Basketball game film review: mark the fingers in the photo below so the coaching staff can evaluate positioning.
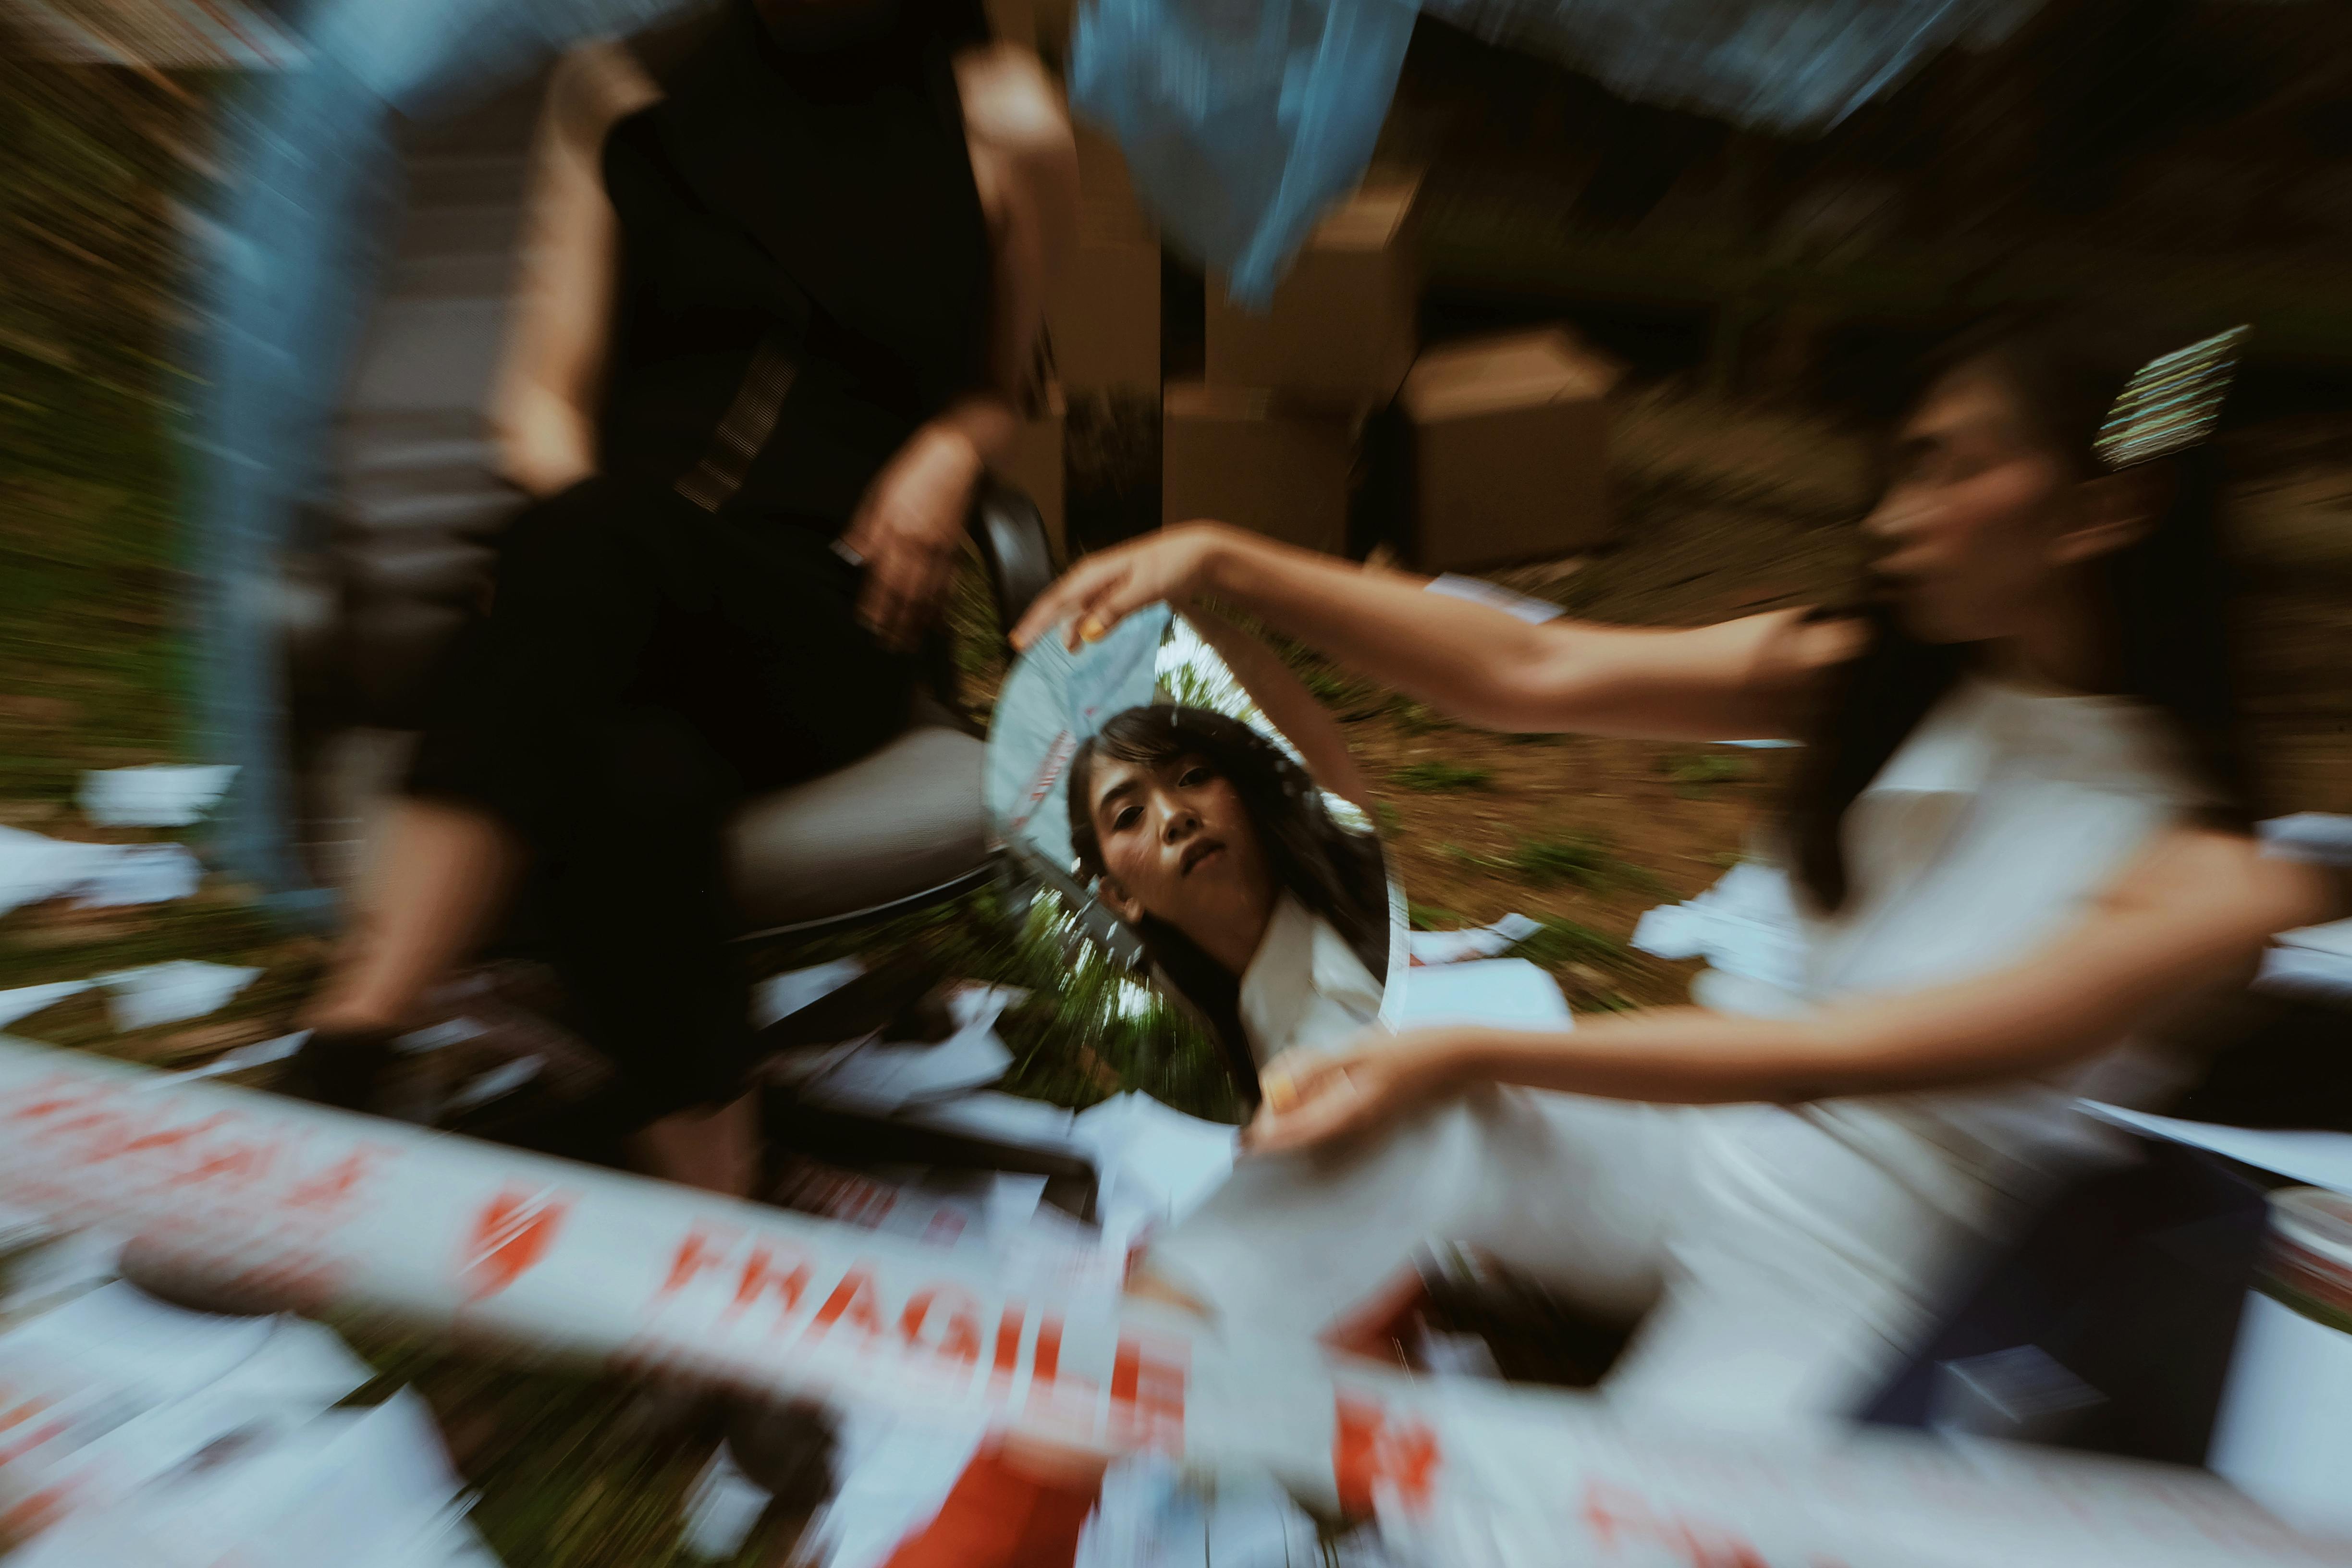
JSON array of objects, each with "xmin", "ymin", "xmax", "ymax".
[
  {"xmin": 1247, "ymin": 1087, "xmax": 1370, "ymax": 1155},
  {"xmin": 1258, "ymin": 1050, "xmax": 1337, "ymax": 1115},
  {"xmin": 853, "ymin": 530, "xmax": 956, "ymax": 653},
  {"xmin": 1245, "ymin": 1058, "xmax": 1371, "ymax": 1154},
  {"xmin": 1009, "ymin": 557, "xmax": 1127, "ymax": 653}
]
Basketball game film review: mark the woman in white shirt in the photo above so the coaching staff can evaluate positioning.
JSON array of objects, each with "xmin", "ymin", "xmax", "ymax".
[
  {"xmin": 1065, "ymin": 704, "xmax": 1391, "ymax": 1099},
  {"xmin": 1012, "ymin": 313, "xmax": 2340, "ymax": 1424},
  {"xmin": 872, "ymin": 315, "xmax": 2341, "ymax": 1568}
]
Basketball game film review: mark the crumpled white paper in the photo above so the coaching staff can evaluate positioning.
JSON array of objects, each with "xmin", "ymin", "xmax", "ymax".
[
  {"xmin": 95, "ymin": 960, "xmax": 263, "ymax": 1031},
  {"xmin": 1631, "ymin": 859, "xmax": 1812, "ymax": 998},
  {"xmin": 1407, "ymin": 914, "xmax": 1542, "ymax": 967},
  {"xmin": 0, "ymin": 980, "xmax": 94, "ymax": 1030},
  {"xmin": 0, "ymin": 824, "xmax": 202, "ymax": 918},
  {"xmin": 0, "ymin": 1272, "xmax": 496, "ymax": 1568},
  {"xmin": 77, "ymin": 765, "xmax": 240, "ymax": 828}
]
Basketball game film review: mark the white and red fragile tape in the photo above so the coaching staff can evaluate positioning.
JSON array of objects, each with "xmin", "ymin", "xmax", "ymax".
[{"xmin": 3, "ymin": 1037, "xmax": 2349, "ymax": 1568}]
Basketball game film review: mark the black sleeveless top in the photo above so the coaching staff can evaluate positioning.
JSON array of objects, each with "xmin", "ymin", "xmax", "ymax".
[{"xmin": 597, "ymin": 0, "xmax": 993, "ymax": 527}]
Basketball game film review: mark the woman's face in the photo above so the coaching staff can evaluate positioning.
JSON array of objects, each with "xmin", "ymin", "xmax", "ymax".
[
  {"xmin": 1086, "ymin": 750, "xmax": 1275, "ymax": 957},
  {"xmin": 1862, "ymin": 365, "xmax": 2096, "ymax": 646}
]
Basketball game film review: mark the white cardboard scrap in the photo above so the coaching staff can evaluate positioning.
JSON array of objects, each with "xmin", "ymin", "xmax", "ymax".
[
  {"xmin": 753, "ymin": 958, "xmax": 867, "ymax": 1030},
  {"xmin": 77, "ymin": 765, "xmax": 239, "ymax": 828},
  {"xmin": 1394, "ymin": 958, "xmax": 1572, "ymax": 1033},
  {"xmin": 2079, "ymin": 1102, "xmax": 2352, "ymax": 1199},
  {"xmin": 0, "ymin": 980, "xmax": 93, "ymax": 1030},
  {"xmin": 1407, "ymin": 915, "xmax": 1542, "ymax": 967},
  {"xmin": 95, "ymin": 960, "xmax": 263, "ymax": 1031},
  {"xmin": 681, "ymin": 1441, "xmax": 773, "ymax": 1561}
]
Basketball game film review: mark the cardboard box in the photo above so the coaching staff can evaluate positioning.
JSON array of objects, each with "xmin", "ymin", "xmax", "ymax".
[
  {"xmin": 1163, "ymin": 381, "xmax": 1353, "ymax": 555},
  {"xmin": 1047, "ymin": 237, "xmax": 1159, "ymax": 395},
  {"xmin": 1399, "ymin": 328, "xmax": 1621, "ymax": 571},
  {"xmin": 983, "ymin": 0, "xmax": 1035, "ymax": 50},
  {"xmin": 992, "ymin": 385, "xmax": 1067, "ymax": 561},
  {"xmin": 1074, "ymin": 123, "xmax": 1152, "ymax": 244},
  {"xmin": 1204, "ymin": 179, "xmax": 1419, "ymax": 410},
  {"xmin": 1034, "ymin": 0, "xmax": 1076, "ymax": 62}
]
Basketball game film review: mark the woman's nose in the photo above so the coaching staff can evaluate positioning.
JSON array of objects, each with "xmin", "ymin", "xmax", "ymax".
[{"xmin": 1161, "ymin": 803, "xmax": 1200, "ymax": 844}]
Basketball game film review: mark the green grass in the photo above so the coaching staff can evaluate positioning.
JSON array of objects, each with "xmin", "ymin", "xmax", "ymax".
[
  {"xmin": 1664, "ymin": 752, "xmax": 1753, "ymax": 792},
  {"xmin": 1509, "ymin": 834, "xmax": 1662, "ymax": 894},
  {"xmin": 1409, "ymin": 902, "xmax": 1467, "ymax": 931},
  {"xmin": 0, "ymin": 56, "xmax": 194, "ymax": 802},
  {"xmin": 1389, "ymin": 760, "xmax": 1493, "ymax": 792},
  {"xmin": 1503, "ymin": 915, "xmax": 1629, "ymax": 969}
]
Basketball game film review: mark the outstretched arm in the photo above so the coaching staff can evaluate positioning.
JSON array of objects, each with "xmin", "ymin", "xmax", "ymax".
[
  {"xmin": 1011, "ymin": 523, "xmax": 1854, "ymax": 741},
  {"xmin": 1251, "ymin": 825, "xmax": 2337, "ymax": 1151}
]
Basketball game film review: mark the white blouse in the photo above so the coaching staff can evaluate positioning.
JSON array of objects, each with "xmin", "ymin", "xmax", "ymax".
[
  {"xmin": 1236, "ymin": 894, "xmax": 1385, "ymax": 1066},
  {"xmin": 1787, "ymin": 673, "xmax": 2217, "ymax": 1196}
]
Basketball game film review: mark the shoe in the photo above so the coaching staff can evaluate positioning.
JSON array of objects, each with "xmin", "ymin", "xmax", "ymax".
[{"xmin": 282, "ymin": 1025, "xmax": 400, "ymax": 1111}]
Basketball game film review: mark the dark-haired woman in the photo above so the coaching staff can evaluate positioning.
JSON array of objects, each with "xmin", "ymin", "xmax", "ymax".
[
  {"xmin": 1006, "ymin": 317, "xmax": 2342, "ymax": 1433},
  {"xmin": 1066, "ymin": 705, "xmax": 1391, "ymax": 1094},
  {"xmin": 290, "ymin": 0, "xmax": 1077, "ymax": 1195}
]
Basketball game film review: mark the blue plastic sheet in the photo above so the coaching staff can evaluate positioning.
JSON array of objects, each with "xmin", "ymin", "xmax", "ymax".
[
  {"xmin": 1069, "ymin": 0, "xmax": 1421, "ymax": 309},
  {"xmin": 183, "ymin": 0, "xmax": 699, "ymax": 912},
  {"xmin": 1068, "ymin": 0, "xmax": 2040, "ymax": 306}
]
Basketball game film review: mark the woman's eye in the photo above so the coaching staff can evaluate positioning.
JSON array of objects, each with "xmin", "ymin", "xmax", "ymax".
[
  {"xmin": 1178, "ymin": 767, "xmax": 1211, "ymax": 788},
  {"xmin": 1113, "ymin": 806, "xmax": 1142, "ymax": 831}
]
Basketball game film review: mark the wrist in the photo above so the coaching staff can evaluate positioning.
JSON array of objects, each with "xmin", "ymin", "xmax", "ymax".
[
  {"xmin": 1412, "ymin": 1029, "xmax": 1482, "ymax": 1093},
  {"xmin": 1191, "ymin": 524, "xmax": 1248, "ymax": 600},
  {"xmin": 919, "ymin": 421, "xmax": 987, "ymax": 490}
]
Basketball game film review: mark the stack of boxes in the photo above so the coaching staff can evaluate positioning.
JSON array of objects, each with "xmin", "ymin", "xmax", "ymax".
[
  {"xmin": 995, "ymin": 26, "xmax": 1623, "ymax": 570},
  {"xmin": 1169, "ymin": 172, "xmax": 1625, "ymax": 568},
  {"xmin": 1397, "ymin": 327, "xmax": 1623, "ymax": 571},
  {"xmin": 1165, "ymin": 178, "xmax": 1420, "ymax": 556}
]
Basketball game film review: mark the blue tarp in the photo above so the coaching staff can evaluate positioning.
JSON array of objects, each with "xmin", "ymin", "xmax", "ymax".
[{"xmin": 1070, "ymin": 0, "xmax": 2041, "ymax": 306}]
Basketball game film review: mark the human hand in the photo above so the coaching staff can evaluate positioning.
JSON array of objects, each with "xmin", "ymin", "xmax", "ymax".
[
  {"xmin": 1008, "ymin": 521, "xmax": 1236, "ymax": 653},
  {"xmin": 1245, "ymin": 1030, "xmax": 1467, "ymax": 1155},
  {"xmin": 841, "ymin": 426, "xmax": 983, "ymax": 652}
]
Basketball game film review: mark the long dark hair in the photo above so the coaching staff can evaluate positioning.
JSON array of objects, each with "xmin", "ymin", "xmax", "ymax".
[
  {"xmin": 1788, "ymin": 311, "xmax": 2252, "ymax": 912},
  {"xmin": 1068, "ymin": 706, "xmax": 1390, "ymax": 1100}
]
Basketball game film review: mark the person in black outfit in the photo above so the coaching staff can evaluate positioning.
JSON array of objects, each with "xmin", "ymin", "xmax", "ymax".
[{"xmin": 294, "ymin": 0, "xmax": 1076, "ymax": 1194}]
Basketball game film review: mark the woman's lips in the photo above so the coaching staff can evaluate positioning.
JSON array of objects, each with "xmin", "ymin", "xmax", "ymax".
[{"xmin": 1179, "ymin": 840, "xmax": 1226, "ymax": 876}]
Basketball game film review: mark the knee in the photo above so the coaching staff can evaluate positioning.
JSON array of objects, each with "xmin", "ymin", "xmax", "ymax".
[
  {"xmin": 490, "ymin": 478, "xmax": 629, "ymax": 594},
  {"xmin": 579, "ymin": 710, "xmax": 736, "ymax": 830}
]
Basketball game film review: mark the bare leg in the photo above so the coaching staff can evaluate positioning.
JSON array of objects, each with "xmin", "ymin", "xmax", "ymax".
[
  {"xmin": 301, "ymin": 799, "xmax": 523, "ymax": 1034},
  {"xmin": 627, "ymin": 1090, "xmax": 761, "ymax": 1197}
]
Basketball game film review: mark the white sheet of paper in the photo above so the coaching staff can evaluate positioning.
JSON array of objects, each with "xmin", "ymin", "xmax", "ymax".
[
  {"xmin": 73, "ymin": 841, "xmax": 203, "ymax": 908},
  {"xmin": 78, "ymin": 765, "xmax": 240, "ymax": 828},
  {"xmin": 2257, "ymin": 944, "xmax": 2352, "ymax": 1003},
  {"xmin": 1074, "ymin": 1093, "xmax": 1240, "ymax": 1250},
  {"xmin": 2208, "ymin": 1291, "xmax": 2352, "ymax": 1539},
  {"xmin": 984, "ymin": 1172, "xmax": 1051, "ymax": 1238},
  {"xmin": 894, "ymin": 1090, "xmax": 1084, "ymax": 1155},
  {"xmin": 1408, "ymin": 914, "xmax": 1542, "ymax": 967},
  {"xmin": 0, "ymin": 823, "xmax": 113, "ymax": 917},
  {"xmin": 2079, "ymin": 1102, "xmax": 2352, "ymax": 1197},
  {"xmin": 681, "ymin": 1442, "xmax": 772, "ymax": 1561},
  {"xmin": 0, "ymin": 1279, "xmax": 275, "ymax": 1402},
  {"xmin": 95, "ymin": 961, "xmax": 263, "ymax": 1031},
  {"xmin": 1395, "ymin": 958, "xmax": 1572, "ymax": 1032},
  {"xmin": 167, "ymin": 1029, "xmax": 311, "ymax": 1082},
  {"xmin": 752, "ymin": 957, "xmax": 866, "ymax": 1029},
  {"xmin": 1630, "ymin": 859, "xmax": 1811, "ymax": 996},
  {"xmin": 798, "ymin": 1026, "xmax": 1014, "ymax": 1115},
  {"xmin": 0, "ymin": 979, "xmax": 92, "ymax": 1029},
  {"xmin": 2261, "ymin": 812, "xmax": 2352, "ymax": 868},
  {"xmin": 807, "ymin": 1409, "xmax": 991, "ymax": 1568}
]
